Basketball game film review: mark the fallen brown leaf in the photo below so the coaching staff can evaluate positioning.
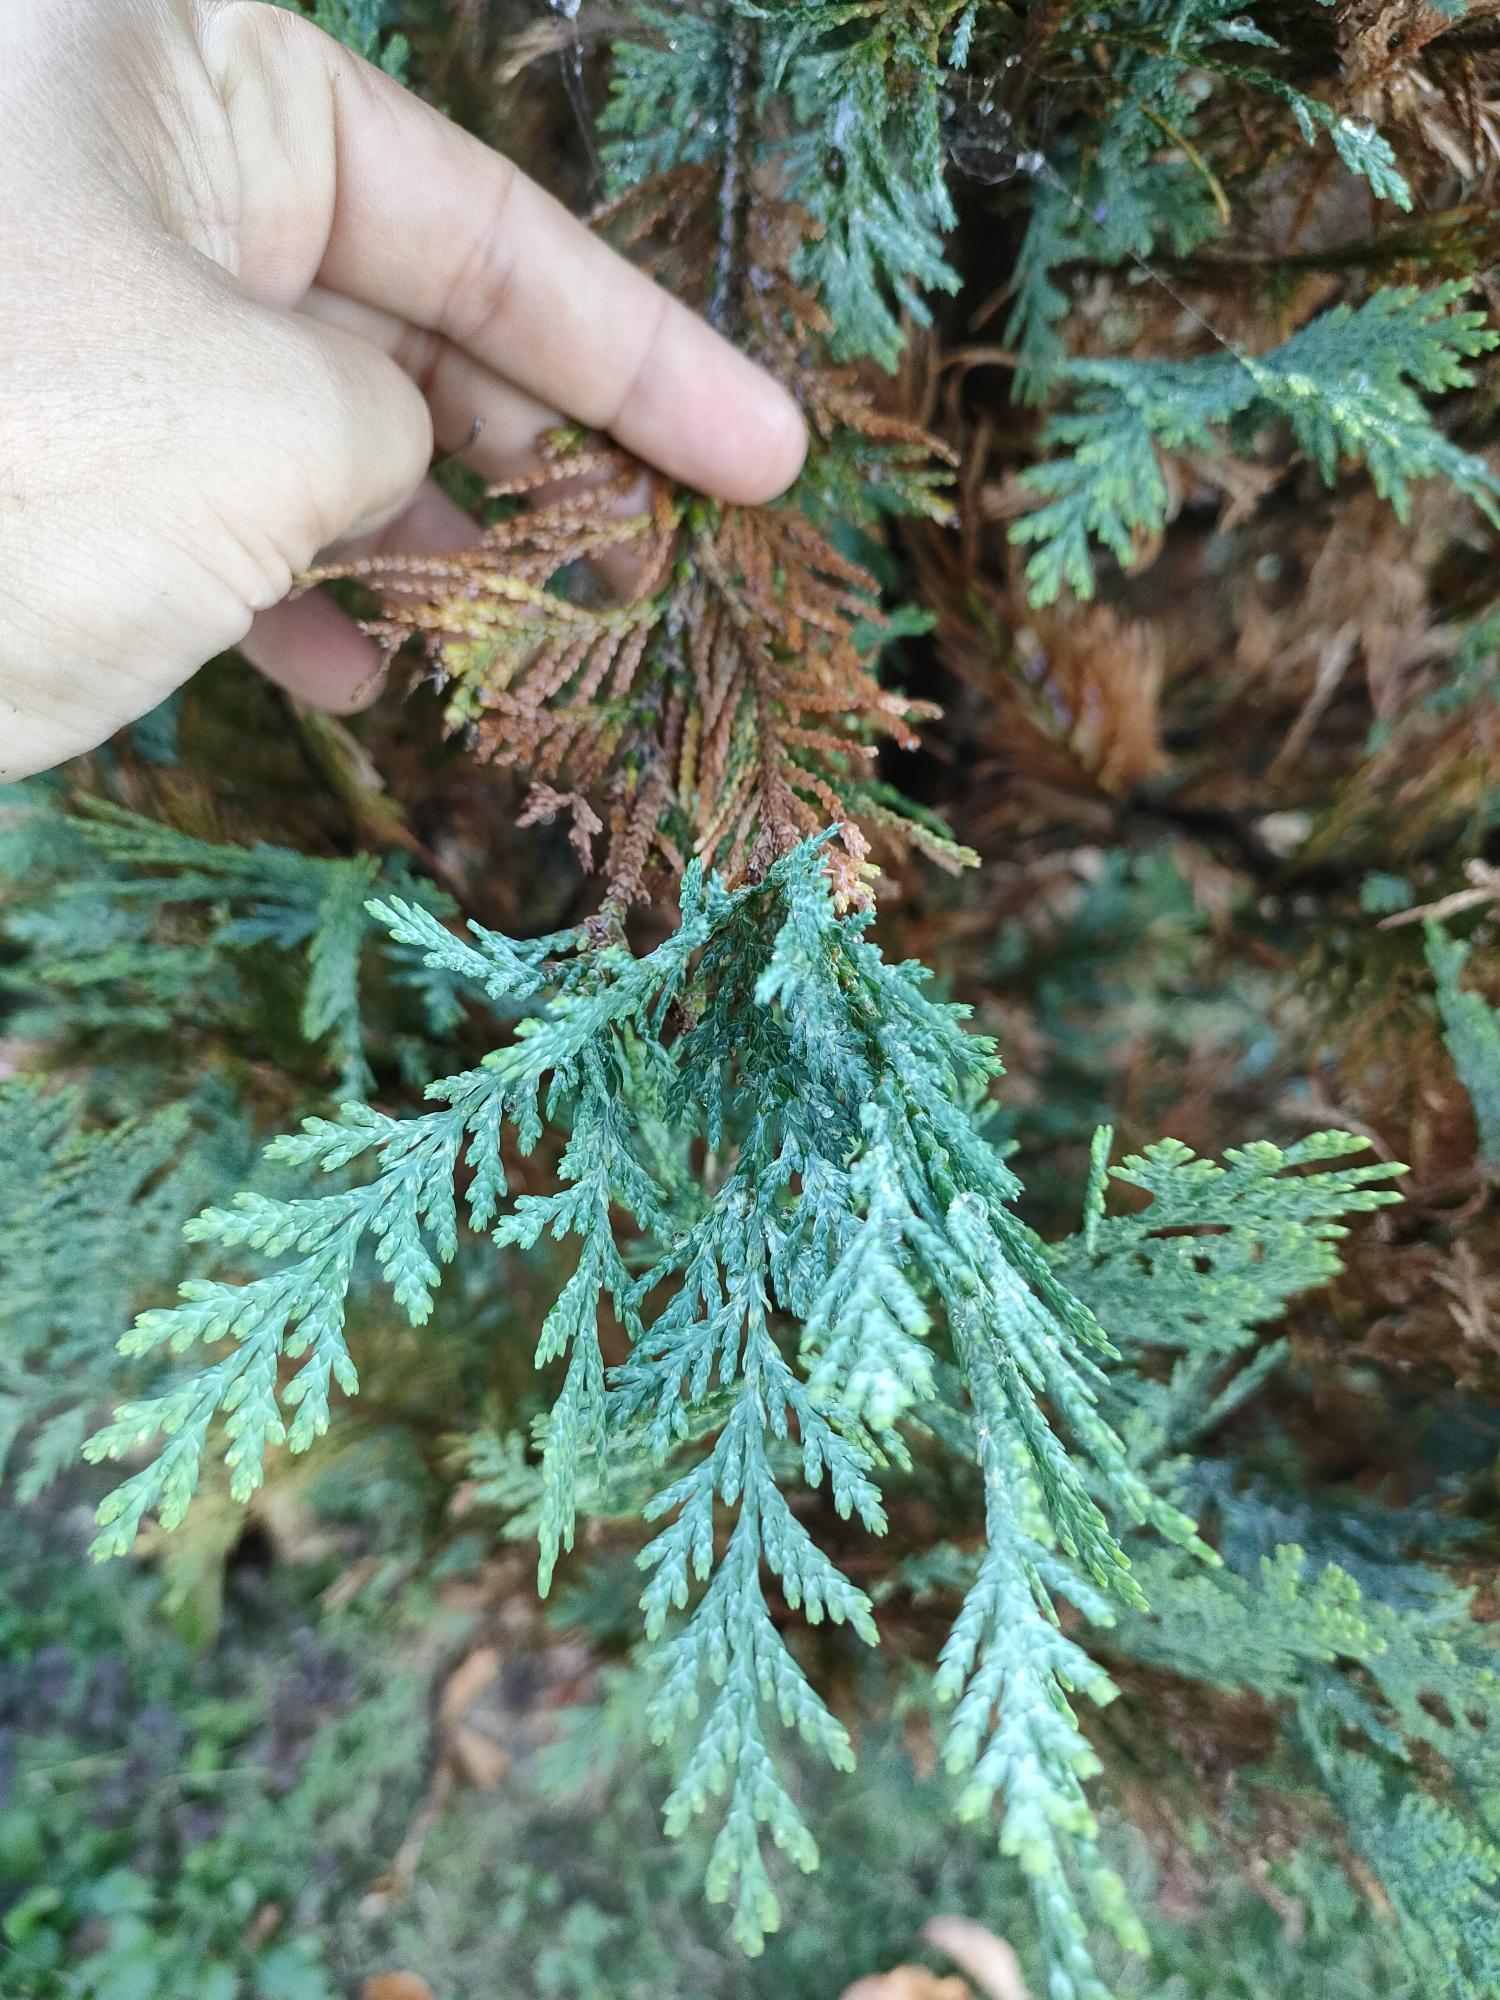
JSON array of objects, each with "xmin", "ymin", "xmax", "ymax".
[
  {"xmin": 448, "ymin": 1719, "xmax": 511, "ymax": 1789},
  {"xmin": 921, "ymin": 1917, "xmax": 1033, "ymax": 2000},
  {"xmin": 360, "ymin": 1976, "xmax": 437, "ymax": 2000},
  {"xmin": 840, "ymin": 1969, "xmax": 971, "ymax": 2000},
  {"xmin": 437, "ymin": 1646, "xmax": 511, "ymax": 1789},
  {"xmin": 438, "ymin": 1645, "xmax": 502, "ymax": 1723}
]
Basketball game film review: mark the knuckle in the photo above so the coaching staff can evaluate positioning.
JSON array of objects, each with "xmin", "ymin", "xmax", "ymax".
[
  {"xmin": 440, "ymin": 159, "xmax": 522, "ymax": 344},
  {"xmin": 200, "ymin": 0, "xmax": 309, "ymax": 58},
  {"xmin": 393, "ymin": 323, "xmax": 446, "ymax": 398},
  {"xmin": 604, "ymin": 290, "xmax": 672, "ymax": 431},
  {"xmin": 200, "ymin": 0, "xmax": 280, "ymax": 67}
]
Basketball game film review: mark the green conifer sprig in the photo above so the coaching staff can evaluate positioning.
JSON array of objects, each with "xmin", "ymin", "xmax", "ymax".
[
  {"xmin": 940, "ymin": 1122, "xmax": 1404, "ymax": 1993},
  {"xmin": 83, "ymin": 894, "xmax": 685, "ymax": 1558},
  {"xmin": 1016, "ymin": 284, "xmax": 1500, "ymax": 605},
  {"xmin": 1000, "ymin": 0, "xmax": 1411, "ymax": 400},
  {"xmin": 83, "ymin": 830, "xmax": 1413, "ymax": 1982},
  {"xmin": 85, "ymin": 839, "xmax": 1215, "ymax": 1962},
  {"xmin": 767, "ymin": 2, "xmax": 962, "ymax": 368},
  {"xmin": 934, "ymin": 1450, "xmax": 1140, "ymax": 2000},
  {"xmin": 1004, "ymin": 112, "xmax": 1396, "ymax": 403},
  {"xmin": 603, "ymin": 1, "xmax": 966, "ymax": 369},
  {"xmin": 0, "ymin": 789, "xmax": 462, "ymax": 1094},
  {"xmin": 1043, "ymin": 1131, "xmax": 1492, "ymax": 1997},
  {"xmin": 1056, "ymin": 1129, "xmax": 1408, "ymax": 1363}
]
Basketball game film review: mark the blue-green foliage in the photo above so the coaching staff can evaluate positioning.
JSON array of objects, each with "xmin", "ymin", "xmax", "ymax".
[
  {"xmin": 1427, "ymin": 920, "xmax": 1500, "ymax": 1165},
  {"xmin": 1015, "ymin": 284, "xmax": 1500, "ymax": 604},
  {"xmin": 603, "ymin": 2, "xmax": 961, "ymax": 369},
  {"xmin": 600, "ymin": 2, "xmax": 737, "ymax": 182},
  {"xmin": 996, "ymin": 1124, "xmax": 1407, "ymax": 1993},
  {"xmin": 1315, "ymin": 1735, "xmax": 1500, "ymax": 2000},
  {"xmin": 0, "ymin": 787, "xmax": 464, "ymax": 1096},
  {"xmin": 1004, "ymin": 1, "xmax": 1410, "ymax": 400},
  {"xmin": 0, "ymin": 785, "xmax": 469, "ymax": 1504},
  {"xmin": 86, "ymin": 840, "xmax": 1415, "ymax": 1993}
]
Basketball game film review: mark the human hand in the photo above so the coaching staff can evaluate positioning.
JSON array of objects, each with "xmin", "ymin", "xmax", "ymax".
[{"xmin": 0, "ymin": 0, "xmax": 807, "ymax": 781}]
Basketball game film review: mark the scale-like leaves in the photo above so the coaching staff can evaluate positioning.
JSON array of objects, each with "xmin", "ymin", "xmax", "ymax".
[
  {"xmin": 1057, "ymin": 1129, "xmax": 1406, "ymax": 1360},
  {"xmin": 86, "ymin": 838, "xmax": 1414, "ymax": 1987},
  {"xmin": 1017, "ymin": 285, "xmax": 1500, "ymax": 604}
]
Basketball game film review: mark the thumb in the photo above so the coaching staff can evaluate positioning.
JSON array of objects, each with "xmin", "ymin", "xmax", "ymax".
[
  {"xmin": 216, "ymin": 299, "xmax": 439, "ymax": 715},
  {"xmin": 0, "ymin": 273, "xmax": 436, "ymax": 782},
  {"xmin": 213, "ymin": 295, "xmax": 436, "ymax": 580}
]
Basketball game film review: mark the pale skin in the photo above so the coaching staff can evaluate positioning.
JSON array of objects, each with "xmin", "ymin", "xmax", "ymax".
[{"xmin": 0, "ymin": 0, "xmax": 808, "ymax": 782}]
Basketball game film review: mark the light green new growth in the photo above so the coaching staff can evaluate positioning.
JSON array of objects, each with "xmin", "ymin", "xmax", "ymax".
[{"xmin": 1054, "ymin": 1128, "xmax": 1405, "ymax": 1472}]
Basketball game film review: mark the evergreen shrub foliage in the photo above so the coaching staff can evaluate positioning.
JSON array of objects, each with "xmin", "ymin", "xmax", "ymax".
[{"xmin": 8, "ymin": 2, "xmax": 1500, "ymax": 1996}]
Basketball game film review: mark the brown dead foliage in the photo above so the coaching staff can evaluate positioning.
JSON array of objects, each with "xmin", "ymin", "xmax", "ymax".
[
  {"xmin": 312, "ymin": 432, "xmax": 939, "ymax": 908},
  {"xmin": 308, "ymin": 168, "xmax": 957, "ymax": 911}
]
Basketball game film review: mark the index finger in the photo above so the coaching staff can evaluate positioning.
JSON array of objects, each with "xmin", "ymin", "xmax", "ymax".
[{"xmin": 210, "ymin": 4, "xmax": 808, "ymax": 505}]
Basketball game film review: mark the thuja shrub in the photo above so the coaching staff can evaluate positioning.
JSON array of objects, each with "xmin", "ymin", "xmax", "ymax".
[{"xmin": 9, "ymin": 4, "xmax": 1500, "ymax": 1997}]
